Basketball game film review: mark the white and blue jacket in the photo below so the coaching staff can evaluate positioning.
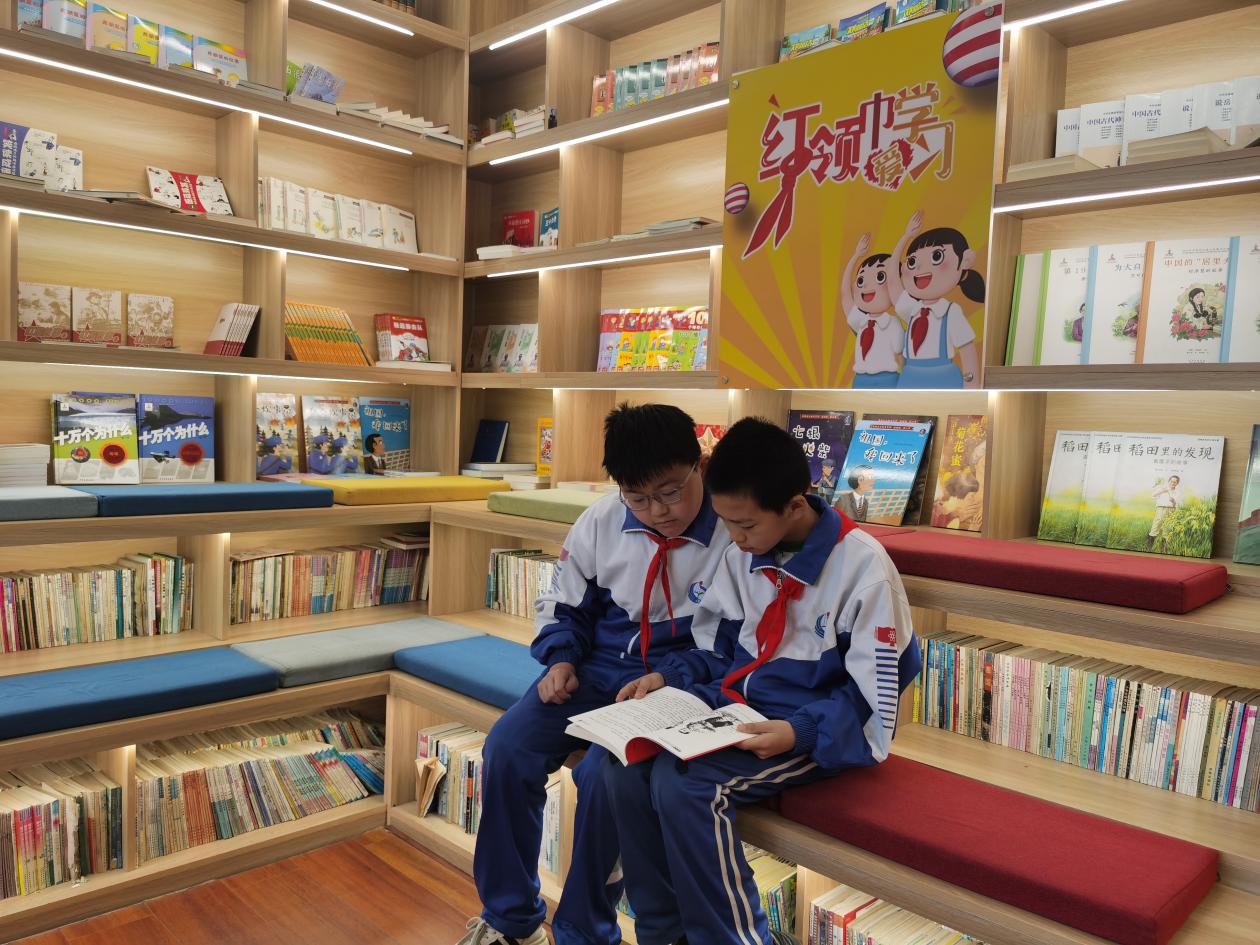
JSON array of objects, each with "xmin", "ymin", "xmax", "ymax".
[
  {"xmin": 532, "ymin": 491, "xmax": 731, "ymax": 694},
  {"xmin": 657, "ymin": 497, "xmax": 922, "ymax": 770}
]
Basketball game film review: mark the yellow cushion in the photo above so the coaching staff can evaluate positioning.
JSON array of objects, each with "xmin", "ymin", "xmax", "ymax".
[{"xmin": 299, "ymin": 475, "xmax": 510, "ymax": 505}]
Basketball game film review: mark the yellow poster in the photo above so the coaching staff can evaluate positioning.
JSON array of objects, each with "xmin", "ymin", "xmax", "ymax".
[{"xmin": 720, "ymin": 4, "xmax": 1003, "ymax": 390}]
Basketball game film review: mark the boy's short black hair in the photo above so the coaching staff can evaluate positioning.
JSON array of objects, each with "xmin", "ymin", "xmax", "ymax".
[
  {"xmin": 705, "ymin": 417, "xmax": 809, "ymax": 512},
  {"xmin": 603, "ymin": 403, "xmax": 699, "ymax": 489}
]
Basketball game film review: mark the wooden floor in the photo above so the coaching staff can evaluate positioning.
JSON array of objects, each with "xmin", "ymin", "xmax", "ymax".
[{"xmin": 14, "ymin": 830, "xmax": 479, "ymax": 945}]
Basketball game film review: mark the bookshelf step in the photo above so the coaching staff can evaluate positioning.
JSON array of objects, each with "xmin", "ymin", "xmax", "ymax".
[
  {"xmin": 467, "ymin": 81, "xmax": 730, "ymax": 181},
  {"xmin": 286, "ymin": 0, "xmax": 466, "ymax": 57},
  {"xmin": 227, "ymin": 600, "xmax": 431, "ymax": 642},
  {"xmin": 430, "ymin": 501, "xmax": 571, "ymax": 545},
  {"xmin": 1004, "ymin": 0, "xmax": 1254, "ymax": 47},
  {"xmin": 985, "ymin": 362, "xmax": 1260, "ymax": 393},
  {"xmin": 0, "ymin": 30, "xmax": 463, "ymax": 167},
  {"xmin": 893, "ymin": 725, "xmax": 1260, "ymax": 895},
  {"xmin": 442, "ymin": 608, "xmax": 537, "ymax": 647},
  {"xmin": 464, "ymin": 227, "xmax": 721, "ymax": 279},
  {"xmin": 0, "ymin": 796, "xmax": 385, "ymax": 943},
  {"xmin": 993, "ymin": 148, "xmax": 1260, "ymax": 219},
  {"xmin": 461, "ymin": 370, "xmax": 720, "ymax": 389},
  {"xmin": 0, "ymin": 629, "xmax": 223, "ymax": 680}
]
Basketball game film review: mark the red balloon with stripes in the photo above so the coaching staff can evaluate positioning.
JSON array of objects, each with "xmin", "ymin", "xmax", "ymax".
[{"xmin": 942, "ymin": 1, "xmax": 1003, "ymax": 88}]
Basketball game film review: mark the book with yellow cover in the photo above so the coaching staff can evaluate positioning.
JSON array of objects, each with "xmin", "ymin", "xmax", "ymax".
[
  {"xmin": 536, "ymin": 417, "xmax": 554, "ymax": 478},
  {"xmin": 127, "ymin": 14, "xmax": 159, "ymax": 65},
  {"xmin": 86, "ymin": 3, "xmax": 126, "ymax": 51}
]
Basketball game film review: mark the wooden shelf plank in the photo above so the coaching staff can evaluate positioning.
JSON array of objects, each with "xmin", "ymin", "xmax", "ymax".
[
  {"xmin": 227, "ymin": 600, "xmax": 430, "ymax": 642},
  {"xmin": 430, "ymin": 501, "xmax": 572, "ymax": 544},
  {"xmin": 0, "ymin": 183, "xmax": 461, "ymax": 276},
  {"xmin": 460, "ymin": 370, "xmax": 720, "ymax": 389},
  {"xmin": 993, "ymin": 148, "xmax": 1260, "ymax": 219},
  {"xmin": 984, "ymin": 362, "xmax": 1260, "ymax": 392},
  {"xmin": 0, "ymin": 630, "xmax": 224, "ymax": 680},
  {"xmin": 286, "ymin": 0, "xmax": 466, "ymax": 57},
  {"xmin": 0, "ymin": 796, "xmax": 385, "ymax": 943},
  {"xmin": 0, "ymin": 340, "xmax": 457, "ymax": 386},
  {"xmin": 442, "ymin": 608, "xmax": 536, "ymax": 647},
  {"xmin": 893, "ymin": 725, "xmax": 1260, "ymax": 895},
  {"xmin": 465, "ymin": 227, "xmax": 721, "ymax": 279},
  {"xmin": 0, "ymin": 30, "xmax": 464, "ymax": 167},
  {"xmin": 467, "ymin": 81, "xmax": 730, "ymax": 181},
  {"xmin": 1004, "ymin": 0, "xmax": 1254, "ymax": 47}
]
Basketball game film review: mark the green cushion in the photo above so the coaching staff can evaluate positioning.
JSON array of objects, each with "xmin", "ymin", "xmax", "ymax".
[{"xmin": 487, "ymin": 489, "xmax": 604, "ymax": 524}]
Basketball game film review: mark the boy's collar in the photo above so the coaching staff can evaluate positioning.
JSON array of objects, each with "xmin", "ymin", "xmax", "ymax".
[
  {"xmin": 749, "ymin": 495, "xmax": 855, "ymax": 586},
  {"xmin": 621, "ymin": 488, "xmax": 719, "ymax": 547}
]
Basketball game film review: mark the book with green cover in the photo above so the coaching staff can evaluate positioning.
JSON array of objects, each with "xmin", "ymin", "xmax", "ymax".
[
  {"xmin": 51, "ymin": 391, "xmax": 139, "ymax": 484},
  {"xmin": 1237, "ymin": 425, "xmax": 1260, "ymax": 565},
  {"xmin": 1037, "ymin": 430, "xmax": 1091, "ymax": 542}
]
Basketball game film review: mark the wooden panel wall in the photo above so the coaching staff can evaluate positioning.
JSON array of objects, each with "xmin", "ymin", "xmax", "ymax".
[
  {"xmin": 608, "ymin": 6, "xmax": 722, "ymax": 68},
  {"xmin": 466, "ymin": 278, "xmax": 540, "ymax": 329},
  {"xmin": 620, "ymin": 131, "xmax": 726, "ymax": 234},
  {"xmin": 287, "ymin": 21, "xmax": 420, "ymax": 115},
  {"xmin": 476, "ymin": 388, "xmax": 554, "ymax": 465},
  {"xmin": 783, "ymin": 0, "xmax": 886, "ymax": 34},
  {"xmin": 115, "ymin": 0, "xmax": 246, "ymax": 48},
  {"xmin": 1019, "ymin": 193, "xmax": 1260, "ymax": 253},
  {"xmin": 619, "ymin": 389, "xmax": 731, "ymax": 427},
  {"xmin": 474, "ymin": 66, "xmax": 548, "ymax": 125},
  {"xmin": 600, "ymin": 259, "xmax": 713, "ymax": 310},
  {"xmin": 257, "ymin": 131, "xmax": 418, "ymax": 214},
  {"xmin": 283, "ymin": 255, "xmax": 415, "ymax": 361}
]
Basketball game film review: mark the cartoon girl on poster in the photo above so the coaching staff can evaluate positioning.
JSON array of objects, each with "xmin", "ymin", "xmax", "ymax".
[{"xmin": 893, "ymin": 212, "xmax": 984, "ymax": 389}]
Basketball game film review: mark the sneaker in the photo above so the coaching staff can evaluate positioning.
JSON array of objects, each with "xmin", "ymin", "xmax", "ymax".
[
  {"xmin": 455, "ymin": 918, "xmax": 550, "ymax": 945},
  {"xmin": 769, "ymin": 930, "xmax": 800, "ymax": 945}
]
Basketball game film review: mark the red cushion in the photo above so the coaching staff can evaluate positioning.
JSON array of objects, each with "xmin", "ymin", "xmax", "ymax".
[
  {"xmin": 778, "ymin": 756, "xmax": 1218, "ymax": 945},
  {"xmin": 856, "ymin": 524, "xmax": 915, "ymax": 540},
  {"xmin": 878, "ymin": 532, "xmax": 1227, "ymax": 614}
]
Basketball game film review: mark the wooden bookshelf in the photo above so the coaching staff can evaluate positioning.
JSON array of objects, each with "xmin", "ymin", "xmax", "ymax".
[
  {"xmin": 462, "ymin": 370, "xmax": 721, "ymax": 389},
  {"xmin": 985, "ymin": 362, "xmax": 1260, "ymax": 392},
  {"xmin": 226, "ymin": 599, "xmax": 431, "ymax": 641},
  {"xmin": 464, "ymin": 226, "xmax": 722, "ymax": 279},
  {"xmin": 1003, "ymin": 0, "xmax": 1255, "ymax": 47},
  {"xmin": 286, "ymin": 0, "xmax": 467, "ymax": 57},
  {"xmin": 0, "ymin": 628, "xmax": 225, "ymax": 680}
]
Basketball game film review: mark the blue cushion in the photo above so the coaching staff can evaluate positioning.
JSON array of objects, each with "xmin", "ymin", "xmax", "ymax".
[
  {"xmin": 394, "ymin": 635, "xmax": 540, "ymax": 710},
  {"xmin": 0, "ymin": 648, "xmax": 279, "ymax": 740},
  {"xmin": 74, "ymin": 482, "xmax": 334, "ymax": 516}
]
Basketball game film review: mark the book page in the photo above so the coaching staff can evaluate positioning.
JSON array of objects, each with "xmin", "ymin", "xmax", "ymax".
[
  {"xmin": 566, "ymin": 687, "xmax": 714, "ymax": 762},
  {"xmin": 646, "ymin": 703, "xmax": 768, "ymax": 760}
]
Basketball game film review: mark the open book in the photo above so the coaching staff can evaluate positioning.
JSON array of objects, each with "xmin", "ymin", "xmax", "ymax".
[{"xmin": 565, "ymin": 687, "xmax": 767, "ymax": 765}]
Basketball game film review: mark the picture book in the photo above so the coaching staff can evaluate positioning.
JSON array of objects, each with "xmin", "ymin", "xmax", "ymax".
[
  {"xmin": 158, "ymin": 26, "xmax": 193, "ymax": 70},
  {"xmin": 138, "ymin": 394, "xmax": 215, "ymax": 482},
  {"xmin": 385, "ymin": 205, "xmax": 418, "ymax": 254},
  {"xmin": 1037, "ymin": 431, "xmax": 1092, "ymax": 542},
  {"xmin": 285, "ymin": 181, "xmax": 308, "ymax": 232},
  {"xmin": 470, "ymin": 420, "xmax": 508, "ymax": 464},
  {"xmin": 1035, "ymin": 247, "xmax": 1090, "ymax": 366},
  {"xmin": 1138, "ymin": 237, "xmax": 1229, "ymax": 364},
  {"xmin": 591, "ymin": 71, "xmax": 613, "ymax": 116},
  {"xmin": 930, "ymin": 415, "xmax": 987, "ymax": 532},
  {"xmin": 86, "ymin": 3, "xmax": 126, "ymax": 51},
  {"xmin": 126, "ymin": 294, "xmax": 175, "ymax": 348},
  {"xmin": 51, "ymin": 391, "xmax": 140, "ymax": 484},
  {"xmin": 1074, "ymin": 431, "xmax": 1125, "ymax": 547},
  {"xmin": 146, "ymin": 167, "xmax": 234, "ymax": 215},
  {"xmin": 307, "ymin": 189, "xmax": 338, "ymax": 239},
  {"xmin": 193, "ymin": 38, "xmax": 248, "ymax": 84},
  {"xmin": 255, "ymin": 392, "xmax": 299, "ymax": 478},
  {"xmin": 566, "ymin": 687, "xmax": 768, "ymax": 765},
  {"xmin": 301, "ymin": 395, "xmax": 362, "ymax": 475},
  {"xmin": 838, "ymin": 4, "xmax": 888, "ymax": 42},
  {"xmin": 292, "ymin": 63, "xmax": 345, "ymax": 104},
  {"xmin": 695, "ymin": 424, "xmax": 725, "ymax": 456},
  {"xmin": 540, "ymin": 208, "xmax": 559, "ymax": 249},
  {"xmin": 787, "ymin": 410, "xmax": 855, "ymax": 507},
  {"xmin": 696, "ymin": 42, "xmax": 720, "ymax": 85},
  {"xmin": 1236, "ymin": 425, "xmax": 1260, "ymax": 565},
  {"xmin": 1224, "ymin": 235, "xmax": 1260, "ymax": 363},
  {"xmin": 0, "ymin": 121, "xmax": 57, "ymax": 181},
  {"xmin": 1236, "ymin": 74, "xmax": 1260, "ymax": 146},
  {"xmin": 862, "ymin": 413, "xmax": 937, "ymax": 526},
  {"xmin": 479, "ymin": 325, "xmax": 507, "ymax": 372},
  {"xmin": 836, "ymin": 419, "xmax": 932, "ymax": 527},
  {"xmin": 127, "ymin": 14, "xmax": 159, "ymax": 65},
  {"xmin": 17, "ymin": 282, "xmax": 71, "ymax": 343},
  {"xmin": 1083, "ymin": 243, "xmax": 1144, "ymax": 365},
  {"xmin": 42, "ymin": 0, "xmax": 86, "ymax": 39},
  {"xmin": 262, "ymin": 177, "xmax": 286, "ymax": 230},
  {"xmin": 71, "ymin": 286, "xmax": 123, "ymax": 346},
  {"xmin": 536, "ymin": 416, "xmax": 554, "ymax": 478},
  {"xmin": 464, "ymin": 326, "xmax": 488, "ymax": 372},
  {"xmin": 1054, "ymin": 107, "xmax": 1080, "ymax": 158},
  {"xmin": 335, "ymin": 195, "xmax": 363, "ymax": 242},
  {"xmin": 1006, "ymin": 252, "xmax": 1045, "ymax": 366},
  {"xmin": 502, "ymin": 211, "xmax": 537, "ymax": 247},
  {"xmin": 358, "ymin": 397, "xmax": 411, "ymax": 472},
  {"xmin": 1120, "ymin": 93, "xmax": 1161, "ymax": 165},
  {"xmin": 780, "ymin": 24, "xmax": 831, "ymax": 61},
  {"xmin": 361, "ymin": 200, "xmax": 385, "ymax": 249},
  {"xmin": 45, "ymin": 145, "xmax": 83, "ymax": 192},
  {"xmin": 375, "ymin": 314, "xmax": 429, "ymax": 362},
  {"xmin": 511, "ymin": 324, "xmax": 539, "ymax": 373},
  {"xmin": 1077, "ymin": 101, "xmax": 1124, "ymax": 168},
  {"xmin": 17, "ymin": 2, "xmax": 43, "ymax": 29},
  {"xmin": 1105, "ymin": 433, "xmax": 1224, "ymax": 559}
]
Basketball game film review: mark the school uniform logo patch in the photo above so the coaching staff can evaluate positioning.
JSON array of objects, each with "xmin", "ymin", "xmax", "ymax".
[
  {"xmin": 814, "ymin": 612, "xmax": 830, "ymax": 637},
  {"xmin": 688, "ymin": 581, "xmax": 707, "ymax": 603}
]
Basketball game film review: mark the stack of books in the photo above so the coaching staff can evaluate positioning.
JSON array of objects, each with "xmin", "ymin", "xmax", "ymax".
[
  {"xmin": 335, "ymin": 103, "xmax": 460, "ymax": 145},
  {"xmin": 555, "ymin": 480, "xmax": 618, "ymax": 494},
  {"xmin": 416, "ymin": 723, "xmax": 488, "ymax": 834},
  {"xmin": 202, "ymin": 302, "xmax": 260, "ymax": 357},
  {"xmin": 472, "ymin": 106, "xmax": 557, "ymax": 148},
  {"xmin": 283, "ymin": 302, "xmax": 373, "ymax": 366},
  {"xmin": 487, "ymin": 548, "xmax": 559, "ymax": 619},
  {"xmin": 0, "ymin": 443, "xmax": 49, "ymax": 487},
  {"xmin": 645, "ymin": 216, "xmax": 719, "ymax": 237},
  {"xmin": 596, "ymin": 307, "xmax": 710, "ymax": 372},
  {"xmin": 460, "ymin": 462, "xmax": 536, "ymax": 480},
  {"xmin": 809, "ymin": 881, "xmax": 970, "ymax": 945},
  {"xmin": 144, "ymin": 708, "xmax": 384, "ymax": 757}
]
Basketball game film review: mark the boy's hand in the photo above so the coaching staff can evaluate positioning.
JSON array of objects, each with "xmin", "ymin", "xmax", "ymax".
[
  {"xmin": 538, "ymin": 663, "xmax": 579, "ymax": 704},
  {"xmin": 736, "ymin": 720, "xmax": 797, "ymax": 759},
  {"xmin": 616, "ymin": 672, "xmax": 665, "ymax": 702}
]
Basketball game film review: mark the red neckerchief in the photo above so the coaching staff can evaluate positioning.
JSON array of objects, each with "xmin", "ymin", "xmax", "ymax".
[{"xmin": 641, "ymin": 534, "xmax": 686, "ymax": 670}]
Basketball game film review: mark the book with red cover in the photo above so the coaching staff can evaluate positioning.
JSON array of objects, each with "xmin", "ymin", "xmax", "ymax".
[
  {"xmin": 502, "ymin": 210, "xmax": 537, "ymax": 247},
  {"xmin": 374, "ymin": 313, "xmax": 430, "ymax": 362}
]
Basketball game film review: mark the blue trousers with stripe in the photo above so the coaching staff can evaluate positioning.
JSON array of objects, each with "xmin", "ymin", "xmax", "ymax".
[
  {"xmin": 603, "ymin": 749, "xmax": 833, "ymax": 945},
  {"xmin": 475, "ymin": 676, "xmax": 623, "ymax": 945}
]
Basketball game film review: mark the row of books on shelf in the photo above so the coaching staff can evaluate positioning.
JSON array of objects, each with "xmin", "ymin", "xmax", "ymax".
[
  {"xmin": 597, "ymin": 308, "xmax": 710, "ymax": 374},
  {"xmin": 228, "ymin": 533, "xmax": 429, "ymax": 624},
  {"xmin": 475, "ymin": 209, "xmax": 560, "ymax": 259},
  {"xmin": 472, "ymin": 106, "xmax": 557, "ymax": 148},
  {"xmin": 807, "ymin": 881, "xmax": 974, "ymax": 945},
  {"xmin": 578, "ymin": 217, "xmax": 717, "ymax": 248},
  {"xmin": 589, "ymin": 42, "xmax": 720, "ymax": 117},
  {"xmin": 257, "ymin": 392, "xmax": 416, "ymax": 478},
  {"xmin": 17, "ymin": 282, "xmax": 172, "ymax": 348},
  {"xmin": 330, "ymin": 101, "xmax": 458, "ymax": 145},
  {"xmin": 463, "ymin": 324, "xmax": 540, "ymax": 374},
  {"xmin": 416, "ymin": 722, "xmax": 487, "ymax": 835},
  {"xmin": 1007, "ymin": 236, "xmax": 1260, "ymax": 368},
  {"xmin": 487, "ymin": 548, "xmax": 557, "ymax": 620},
  {"xmin": 914, "ymin": 629, "xmax": 1260, "ymax": 813},
  {"xmin": 780, "ymin": 0, "xmax": 980, "ymax": 61},
  {"xmin": 257, "ymin": 178, "xmax": 419, "ymax": 254}
]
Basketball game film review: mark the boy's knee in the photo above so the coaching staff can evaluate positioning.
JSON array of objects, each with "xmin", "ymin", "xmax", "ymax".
[{"xmin": 647, "ymin": 756, "xmax": 696, "ymax": 812}]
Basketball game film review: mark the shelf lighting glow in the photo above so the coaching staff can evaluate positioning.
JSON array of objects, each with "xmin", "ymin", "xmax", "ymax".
[
  {"xmin": 1002, "ymin": 0, "xmax": 1129, "ymax": 32},
  {"xmin": 488, "ymin": 97, "xmax": 729, "ymax": 165},
  {"xmin": 488, "ymin": 0, "xmax": 622, "ymax": 50},
  {"xmin": 302, "ymin": 0, "xmax": 416, "ymax": 36},
  {"xmin": 0, "ymin": 46, "xmax": 413, "ymax": 157},
  {"xmin": 1, "ymin": 205, "xmax": 411, "ymax": 272},
  {"xmin": 993, "ymin": 173, "xmax": 1260, "ymax": 214},
  {"xmin": 486, "ymin": 243, "xmax": 721, "ymax": 277}
]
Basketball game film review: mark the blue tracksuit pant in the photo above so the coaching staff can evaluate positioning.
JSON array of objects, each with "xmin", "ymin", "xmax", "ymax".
[
  {"xmin": 603, "ymin": 749, "xmax": 835, "ymax": 945},
  {"xmin": 474, "ymin": 674, "xmax": 623, "ymax": 945}
]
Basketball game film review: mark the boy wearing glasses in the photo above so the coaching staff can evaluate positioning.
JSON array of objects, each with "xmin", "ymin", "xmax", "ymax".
[
  {"xmin": 606, "ymin": 418, "xmax": 921, "ymax": 945},
  {"xmin": 460, "ymin": 404, "xmax": 730, "ymax": 945}
]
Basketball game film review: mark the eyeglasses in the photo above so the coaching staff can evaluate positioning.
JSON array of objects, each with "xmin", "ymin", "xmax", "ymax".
[{"xmin": 620, "ymin": 464, "xmax": 698, "ymax": 512}]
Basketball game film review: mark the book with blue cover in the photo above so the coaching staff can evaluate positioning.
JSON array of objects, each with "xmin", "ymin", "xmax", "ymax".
[
  {"xmin": 471, "ymin": 420, "xmax": 508, "ymax": 464},
  {"xmin": 836, "ymin": 419, "xmax": 932, "ymax": 526},
  {"xmin": 138, "ymin": 393, "xmax": 215, "ymax": 482},
  {"xmin": 302, "ymin": 395, "xmax": 362, "ymax": 475},
  {"xmin": 358, "ymin": 396, "xmax": 411, "ymax": 473},
  {"xmin": 788, "ymin": 410, "xmax": 855, "ymax": 507},
  {"xmin": 837, "ymin": 4, "xmax": 888, "ymax": 43}
]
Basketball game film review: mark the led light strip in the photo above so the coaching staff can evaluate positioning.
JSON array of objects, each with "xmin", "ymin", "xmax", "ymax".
[
  {"xmin": 488, "ymin": 0, "xmax": 622, "ymax": 50},
  {"xmin": 13, "ymin": 357, "xmax": 396, "ymax": 384},
  {"xmin": 2, "ymin": 204, "xmax": 410, "ymax": 272},
  {"xmin": 1002, "ymin": 0, "xmax": 1129, "ymax": 32},
  {"xmin": 0, "ymin": 46, "xmax": 413, "ymax": 157},
  {"xmin": 489, "ymin": 97, "xmax": 729, "ymax": 165},
  {"xmin": 486, "ymin": 243, "xmax": 721, "ymax": 277},
  {"xmin": 302, "ymin": 0, "xmax": 415, "ymax": 36},
  {"xmin": 993, "ymin": 173, "xmax": 1260, "ymax": 214}
]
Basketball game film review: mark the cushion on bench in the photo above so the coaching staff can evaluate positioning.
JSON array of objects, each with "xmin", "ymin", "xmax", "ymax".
[
  {"xmin": 487, "ymin": 488, "xmax": 603, "ymax": 524},
  {"xmin": 877, "ymin": 531, "xmax": 1227, "ymax": 614},
  {"xmin": 0, "ymin": 648, "xmax": 279, "ymax": 740},
  {"xmin": 777, "ymin": 756, "xmax": 1218, "ymax": 945},
  {"xmin": 303, "ymin": 475, "xmax": 510, "ymax": 505},
  {"xmin": 855, "ymin": 524, "xmax": 915, "ymax": 540},
  {"xmin": 0, "ymin": 486, "xmax": 98, "ymax": 521},
  {"xmin": 394, "ymin": 635, "xmax": 540, "ymax": 709},
  {"xmin": 74, "ymin": 482, "xmax": 333, "ymax": 516},
  {"xmin": 231, "ymin": 617, "xmax": 483, "ymax": 687}
]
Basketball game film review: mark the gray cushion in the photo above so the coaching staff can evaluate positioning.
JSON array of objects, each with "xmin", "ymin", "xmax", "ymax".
[
  {"xmin": 230, "ymin": 616, "xmax": 483, "ymax": 687},
  {"xmin": 0, "ymin": 486, "xmax": 98, "ymax": 521}
]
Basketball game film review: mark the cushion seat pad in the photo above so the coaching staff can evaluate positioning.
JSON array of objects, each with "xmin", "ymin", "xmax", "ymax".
[
  {"xmin": 394, "ymin": 635, "xmax": 541, "ymax": 710},
  {"xmin": 74, "ymin": 482, "xmax": 333, "ymax": 516}
]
